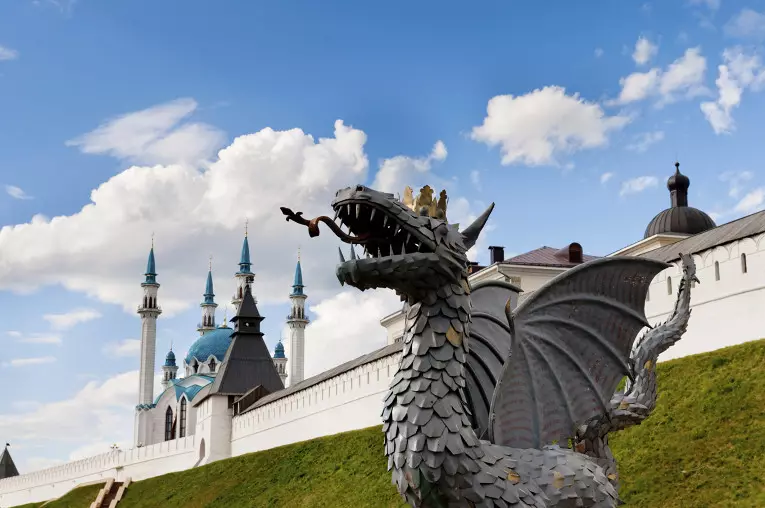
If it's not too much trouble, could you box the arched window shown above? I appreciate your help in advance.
[209,358,217,372]
[238,287,243,298]
[741,253,748,273]
[164,406,174,441]
[667,277,672,295]
[193,361,199,374]
[715,261,720,281]
[179,398,187,438]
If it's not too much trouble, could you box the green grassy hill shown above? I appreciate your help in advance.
[15,339,765,507]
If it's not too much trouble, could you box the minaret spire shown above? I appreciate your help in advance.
[198,256,218,334]
[136,240,162,446]
[286,249,309,386]
[232,221,256,308]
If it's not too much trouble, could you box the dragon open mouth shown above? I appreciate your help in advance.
[332,200,434,260]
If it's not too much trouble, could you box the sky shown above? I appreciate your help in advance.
[2,0,765,472]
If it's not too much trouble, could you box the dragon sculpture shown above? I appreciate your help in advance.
[281,184,693,508]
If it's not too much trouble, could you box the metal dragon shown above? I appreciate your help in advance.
[281,184,693,507]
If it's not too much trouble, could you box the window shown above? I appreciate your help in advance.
[179,399,187,438]
[667,277,672,295]
[193,361,199,374]
[209,358,216,372]
[741,253,748,273]
[715,261,720,281]
[164,406,174,441]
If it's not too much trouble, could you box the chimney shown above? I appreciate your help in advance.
[488,246,505,264]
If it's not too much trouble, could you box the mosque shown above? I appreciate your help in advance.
[134,230,310,447]
[3,162,765,507]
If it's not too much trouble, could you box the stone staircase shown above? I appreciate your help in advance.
[89,477,132,508]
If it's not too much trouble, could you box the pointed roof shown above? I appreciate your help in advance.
[239,235,253,274]
[291,259,305,296]
[0,445,19,479]
[202,286,283,402]
[274,340,286,359]
[203,269,215,305]
[144,247,157,285]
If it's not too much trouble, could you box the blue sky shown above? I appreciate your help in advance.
[2,0,765,470]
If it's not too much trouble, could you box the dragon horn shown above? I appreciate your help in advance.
[461,203,495,250]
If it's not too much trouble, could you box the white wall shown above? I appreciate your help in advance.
[230,352,400,456]
[644,235,765,360]
[0,436,199,508]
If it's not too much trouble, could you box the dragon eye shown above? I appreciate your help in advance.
[356,185,364,192]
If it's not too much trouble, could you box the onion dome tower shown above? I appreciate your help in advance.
[644,162,716,239]
[161,347,178,390]
[272,339,288,385]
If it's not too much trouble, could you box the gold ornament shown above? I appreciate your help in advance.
[402,185,448,220]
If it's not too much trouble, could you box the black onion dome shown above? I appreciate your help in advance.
[643,162,716,239]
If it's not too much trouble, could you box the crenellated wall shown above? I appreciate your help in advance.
[230,351,400,456]
[0,436,198,507]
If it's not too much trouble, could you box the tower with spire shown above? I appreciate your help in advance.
[137,241,161,406]
[272,338,288,385]
[198,257,218,334]
[232,220,256,309]
[286,249,309,387]
[161,347,178,391]
[0,444,19,479]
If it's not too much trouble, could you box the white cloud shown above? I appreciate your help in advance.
[17,333,62,345]
[4,356,57,367]
[600,172,614,184]
[724,9,765,40]
[6,330,22,337]
[733,188,765,214]
[43,308,101,330]
[65,98,227,166]
[303,290,401,378]
[720,170,754,198]
[5,185,32,200]
[0,45,18,61]
[689,0,719,10]
[371,140,447,194]
[633,37,658,65]
[701,47,765,134]
[470,170,481,190]
[594,48,604,58]
[626,130,665,152]
[620,176,658,196]
[471,86,630,166]
[613,47,707,106]
[103,339,141,357]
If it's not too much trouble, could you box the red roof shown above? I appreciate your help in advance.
[502,244,599,268]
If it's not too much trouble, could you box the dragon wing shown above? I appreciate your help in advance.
[464,280,522,439]
[487,257,669,449]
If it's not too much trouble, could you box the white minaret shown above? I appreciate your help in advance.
[137,242,161,405]
[287,249,308,386]
[272,338,288,386]
[161,347,178,391]
[232,220,256,308]
[198,256,217,335]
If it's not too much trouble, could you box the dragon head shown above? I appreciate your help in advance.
[329,184,493,300]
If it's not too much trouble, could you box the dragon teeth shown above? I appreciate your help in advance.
[355,203,361,219]
[383,215,388,228]
[346,203,352,217]
[338,247,346,263]
[406,233,411,245]
[334,208,340,223]
[377,246,382,258]
[370,208,376,222]
[394,225,400,236]
[401,242,406,255]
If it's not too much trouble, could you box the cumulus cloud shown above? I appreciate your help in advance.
[700,47,765,134]
[600,172,614,184]
[3,356,57,367]
[626,130,665,152]
[43,308,102,330]
[724,9,765,40]
[633,37,658,65]
[620,176,658,196]
[371,140,447,193]
[16,333,62,345]
[613,47,707,106]
[720,170,754,198]
[470,170,481,190]
[733,188,765,214]
[5,185,32,200]
[103,339,141,357]
[471,86,630,166]
[65,98,227,166]
[0,45,18,61]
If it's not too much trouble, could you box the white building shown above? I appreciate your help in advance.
[4,162,765,507]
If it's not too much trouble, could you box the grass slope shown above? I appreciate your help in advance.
[13,482,104,508]
[27,339,764,508]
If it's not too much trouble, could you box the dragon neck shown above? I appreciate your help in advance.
[384,280,482,499]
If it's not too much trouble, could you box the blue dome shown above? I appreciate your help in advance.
[164,350,176,367]
[274,340,285,359]
[185,326,234,364]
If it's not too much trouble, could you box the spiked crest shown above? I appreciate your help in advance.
[402,185,448,221]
